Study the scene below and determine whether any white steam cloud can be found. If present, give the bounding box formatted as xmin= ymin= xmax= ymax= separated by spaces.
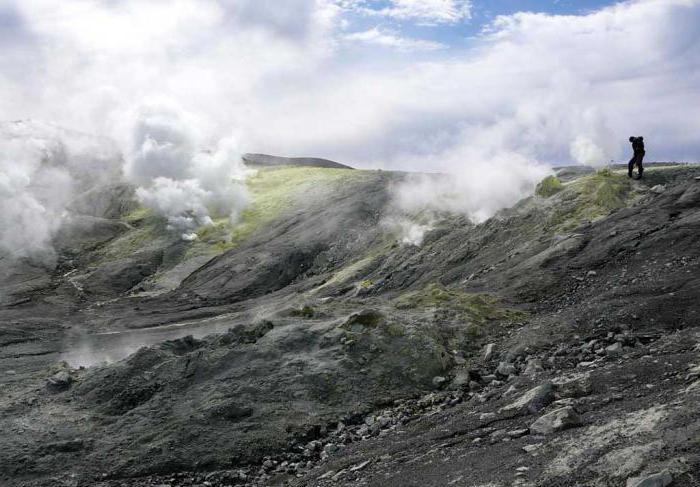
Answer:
xmin=385 ymin=151 xmax=551 ymax=245
xmin=0 ymin=140 xmax=72 ymax=261
xmin=0 ymin=121 xmax=121 ymax=261
xmin=125 ymin=105 xmax=250 ymax=240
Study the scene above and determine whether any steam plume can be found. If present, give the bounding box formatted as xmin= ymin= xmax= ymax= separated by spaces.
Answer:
xmin=125 ymin=105 xmax=250 ymax=240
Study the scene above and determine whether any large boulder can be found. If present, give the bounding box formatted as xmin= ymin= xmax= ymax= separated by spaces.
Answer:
xmin=530 ymin=406 xmax=582 ymax=435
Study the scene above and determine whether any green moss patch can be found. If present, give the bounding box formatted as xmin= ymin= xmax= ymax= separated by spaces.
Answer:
xmin=394 ymin=283 xmax=526 ymax=325
xmin=535 ymin=175 xmax=564 ymax=197
xmin=194 ymin=166 xmax=370 ymax=252
xmin=547 ymin=168 xmax=637 ymax=232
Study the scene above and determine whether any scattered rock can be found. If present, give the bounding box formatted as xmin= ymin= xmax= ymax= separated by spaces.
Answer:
xmin=626 ymin=470 xmax=673 ymax=487
xmin=650 ymin=185 xmax=666 ymax=194
xmin=529 ymin=406 xmax=581 ymax=435
xmin=432 ymin=376 xmax=447 ymax=387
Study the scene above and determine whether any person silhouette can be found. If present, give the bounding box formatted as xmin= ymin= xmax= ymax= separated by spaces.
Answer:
xmin=628 ymin=136 xmax=645 ymax=179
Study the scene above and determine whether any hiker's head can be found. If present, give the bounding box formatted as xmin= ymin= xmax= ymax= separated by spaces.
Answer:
xmin=629 ymin=136 xmax=635 ymax=143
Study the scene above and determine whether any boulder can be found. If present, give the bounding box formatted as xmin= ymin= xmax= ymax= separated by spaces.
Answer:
xmin=626 ymin=470 xmax=673 ymax=487
xmin=606 ymin=342 xmax=623 ymax=356
xmin=496 ymin=361 xmax=516 ymax=377
xmin=529 ymin=406 xmax=581 ymax=435
xmin=46 ymin=371 xmax=73 ymax=393
xmin=501 ymin=383 xmax=554 ymax=415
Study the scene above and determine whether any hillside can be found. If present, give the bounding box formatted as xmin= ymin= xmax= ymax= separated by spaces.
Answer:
xmin=1 ymin=163 xmax=700 ymax=487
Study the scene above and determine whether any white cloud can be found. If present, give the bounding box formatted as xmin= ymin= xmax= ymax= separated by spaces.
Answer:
xmin=355 ymin=0 xmax=472 ymax=25
xmin=344 ymin=27 xmax=446 ymax=50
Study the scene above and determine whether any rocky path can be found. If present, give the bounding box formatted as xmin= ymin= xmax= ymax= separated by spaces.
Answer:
xmin=91 ymin=324 xmax=700 ymax=487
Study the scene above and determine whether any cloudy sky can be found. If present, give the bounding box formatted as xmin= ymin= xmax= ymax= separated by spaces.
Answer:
xmin=1 ymin=0 xmax=698 ymax=170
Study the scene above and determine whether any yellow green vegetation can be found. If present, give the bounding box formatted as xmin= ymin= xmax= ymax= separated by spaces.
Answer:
xmin=97 ymin=166 xmax=370 ymax=271
xmin=193 ymin=166 xmax=371 ymax=252
xmin=394 ymin=283 xmax=526 ymax=326
xmin=535 ymin=175 xmax=564 ymax=197
xmin=87 ymin=208 xmax=168 ymax=264
xmin=122 ymin=206 xmax=153 ymax=224
xmin=547 ymin=168 xmax=637 ymax=232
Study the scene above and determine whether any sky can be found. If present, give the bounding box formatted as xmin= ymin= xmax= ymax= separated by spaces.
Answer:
xmin=0 ymin=0 xmax=699 ymax=170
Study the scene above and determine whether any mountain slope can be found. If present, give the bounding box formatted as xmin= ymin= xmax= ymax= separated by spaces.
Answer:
xmin=1 ymin=164 xmax=699 ymax=487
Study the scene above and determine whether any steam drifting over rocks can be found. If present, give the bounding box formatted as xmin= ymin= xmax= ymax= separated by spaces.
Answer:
xmin=125 ymin=105 xmax=250 ymax=240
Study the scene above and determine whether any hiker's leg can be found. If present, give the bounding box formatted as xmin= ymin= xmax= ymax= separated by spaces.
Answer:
xmin=628 ymin=156 xmax=635 ymax=178
xmin=637 ymin=153 xmax=644 ymax=178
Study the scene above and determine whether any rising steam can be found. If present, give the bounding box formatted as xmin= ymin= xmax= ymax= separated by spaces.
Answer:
xmin=125 ymin=105 xmax=250 ymax=240
xmin=0 ymin=121 xmax=121 ymax=261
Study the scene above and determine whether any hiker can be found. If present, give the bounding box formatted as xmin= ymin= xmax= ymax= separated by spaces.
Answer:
xmin=628 ymin=136 xmax=645 ymax=179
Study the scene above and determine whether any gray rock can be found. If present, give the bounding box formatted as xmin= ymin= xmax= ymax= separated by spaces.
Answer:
xmin=626 ymin=470 xmax=673 ymax=487
xmin=650 ymin=184 xmax=666 ymax=194
xmin=46 ymin=371 xmax=73 ymax=393
xmin=606 ymin=342 xmax=623 ymax=356
xmin=501 ymin=383 xmax=554 ymax=415
xmin=505 ymin=343 xmax=528 ymax=363
xmin=483 ymin=343 xmax=495 ymax=361
xmin=432 ymin=376 xmax=447 ymax=387
xmin=529 ymin=406 xmax=581 ymax=435
xmin=323 ymin=443 xmax=339 ymax=455
xmin=523 ymin=358 xmax=544 ymax=376
xmin=450 ymin=370 xmax=471 ymax=388
xmin=496 ymin=361 xmax=516 ymax=377
xmin=555 ymin=374 xmax=592 ymax=398
xmin=522 ymin=443 xmax=542 ymax=453
xmin=508 ymin=428 xmax=529 ymax=438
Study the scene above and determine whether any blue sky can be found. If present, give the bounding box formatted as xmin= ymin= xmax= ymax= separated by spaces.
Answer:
xmin=341 ymin=0 xmax=620 ymax=49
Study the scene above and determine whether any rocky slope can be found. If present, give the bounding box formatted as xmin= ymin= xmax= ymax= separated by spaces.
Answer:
xmin=1 ymin=162 xmax=699 ymax=487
